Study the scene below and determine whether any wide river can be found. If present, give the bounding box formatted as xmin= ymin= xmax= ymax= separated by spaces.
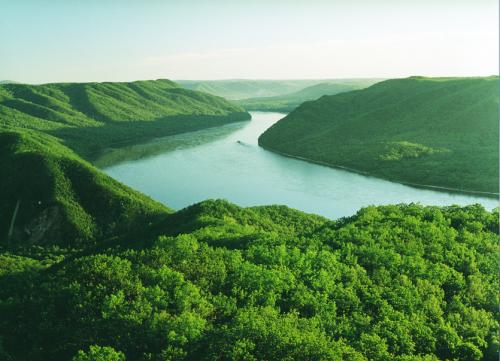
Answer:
xmin=98 ymin=112 xmax=498 ymax=219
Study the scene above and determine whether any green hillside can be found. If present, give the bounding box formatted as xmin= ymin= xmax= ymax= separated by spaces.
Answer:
xmin=0 ymin=80 xmax=250 ymax=158
xmin=239 ymin=80 xmax=380 ymax=112
xmin=0 ymin=127 xmax=169 ymax=248
xmin=1 ymin=199 xmax=498 ymax=360
xmin=259 ymin=76 xmax=499 ymax=194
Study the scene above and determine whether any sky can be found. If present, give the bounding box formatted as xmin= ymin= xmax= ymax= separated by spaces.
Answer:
xmin=0 ymin=0 xmax=498 ymax=83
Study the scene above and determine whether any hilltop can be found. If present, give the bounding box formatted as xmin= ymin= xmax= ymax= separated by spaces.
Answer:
xmin=259 ymin=76 xmax=499 ymax=194
xmin=0 ymin=79 xmax=250 ymax=158
xmin=238 ymin=80 xmax=379 ymax=112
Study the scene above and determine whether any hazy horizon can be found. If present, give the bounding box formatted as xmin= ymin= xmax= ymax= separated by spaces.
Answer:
xmin=1 ymin=0 xmax=497 ymax=83
xmin=6 ymin=76 xmax=500 ymax=86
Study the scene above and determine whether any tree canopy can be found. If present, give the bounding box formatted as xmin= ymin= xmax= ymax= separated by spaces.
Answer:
xmin=1 ymin=200 xmax=498 ymax=360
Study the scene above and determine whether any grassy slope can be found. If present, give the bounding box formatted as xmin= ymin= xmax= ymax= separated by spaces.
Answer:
xmin=0 ymin=127 xmax=170 ymax=249
xmin=259 ymin=76 xmax=499 ymax=194
xmin=0 ymin=79 xmax=250 ymax=158
xmin=238 ymin=80 xmax=380 ymax=112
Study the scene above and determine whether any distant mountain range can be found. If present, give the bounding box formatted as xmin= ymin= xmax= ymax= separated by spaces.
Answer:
xmin=238 ymin=80 xmax=381 ymax=112
xmin=176 ymin=79 xmax=382 ymax=100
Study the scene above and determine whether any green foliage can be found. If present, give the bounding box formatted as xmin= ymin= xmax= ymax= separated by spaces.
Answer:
xmin=72 ymin=345 xmax=125 ymax=361
xmin=0 ymin=200 xmax=498 ymax=360
xmin=259 ymin=76 xmax=499 ymax=193
xmin=238 ymin=81 xmax=379 ymax=112
xmin=0 ymin=78 xmax=253 ymax=248
xmin=0 ymin=79 xmax=250 ymax=159
xmin=0 ymin=127 xmax=169 ymax=248
xmin=379 ymin=141 xmax=448 ymax=161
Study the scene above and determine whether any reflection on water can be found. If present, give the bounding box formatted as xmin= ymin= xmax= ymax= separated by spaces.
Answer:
xmin=94 ymin=122 xmax=247 ymax=168
xmin=98 ymin=112 xmax=498 ymax=219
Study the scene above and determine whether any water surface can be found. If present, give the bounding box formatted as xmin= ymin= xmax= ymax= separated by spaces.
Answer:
xmin=99 ymin=112 xmax=498 ymax=219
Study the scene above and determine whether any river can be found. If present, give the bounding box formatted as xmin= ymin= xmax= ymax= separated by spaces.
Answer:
xmin=98 ymin=112 xmax=498 ymax=219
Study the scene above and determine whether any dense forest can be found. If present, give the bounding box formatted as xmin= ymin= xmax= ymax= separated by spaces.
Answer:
xmin=0 ymin=77 xmax=498 ymax=360
xmin=238 ymin=80 xmax=379 ymax=112
xmin=0 ymin=80 xmax=250 ymax=159
xmin=259 ymin=76 xmax=499 ymax=194
xmin=1 ymin=199 xmax=498 ymax=360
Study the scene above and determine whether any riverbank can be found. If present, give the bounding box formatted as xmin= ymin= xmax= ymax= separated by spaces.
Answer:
xmin=101 ymin=112 xmax=498 ymax=219
xmin=259 ymin=144 xmax=500 ymax=199
xmin=257 ymin=77 xmax=499 ymax=195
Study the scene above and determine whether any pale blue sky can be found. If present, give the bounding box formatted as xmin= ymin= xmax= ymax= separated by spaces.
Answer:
xmin=0 ymin=0 xmax=497 ymax=83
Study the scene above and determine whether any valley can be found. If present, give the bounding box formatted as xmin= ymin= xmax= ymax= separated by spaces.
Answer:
xmin=0 ymin=77 xmax=498 ymax=361
xmin=2 ymin=1 xmax=498 ymax=359
xmin=237 ymin=79 xmax=381 ymax=112
xmin=98 ymin=111 xmax=497 ymax=219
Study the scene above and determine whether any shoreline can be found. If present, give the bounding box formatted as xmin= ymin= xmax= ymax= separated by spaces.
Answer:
xmin=258 ymin=144 xmax=499 ymax=199
xmin=76 ymin=112 xmax=252 ymax=161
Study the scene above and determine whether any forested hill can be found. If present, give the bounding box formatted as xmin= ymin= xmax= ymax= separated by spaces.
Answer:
xmin=259 ymin=76 xmax=499 ymax=194
xmin=0 ymin=79 xmax=250 ymax=158
xmin=1 ymin=199 xmax=498 ymax=360
xmin=0 ymin=128 xmax=169 ymax=248
xmin=238 ymin=80 xmax=379 ymax=112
